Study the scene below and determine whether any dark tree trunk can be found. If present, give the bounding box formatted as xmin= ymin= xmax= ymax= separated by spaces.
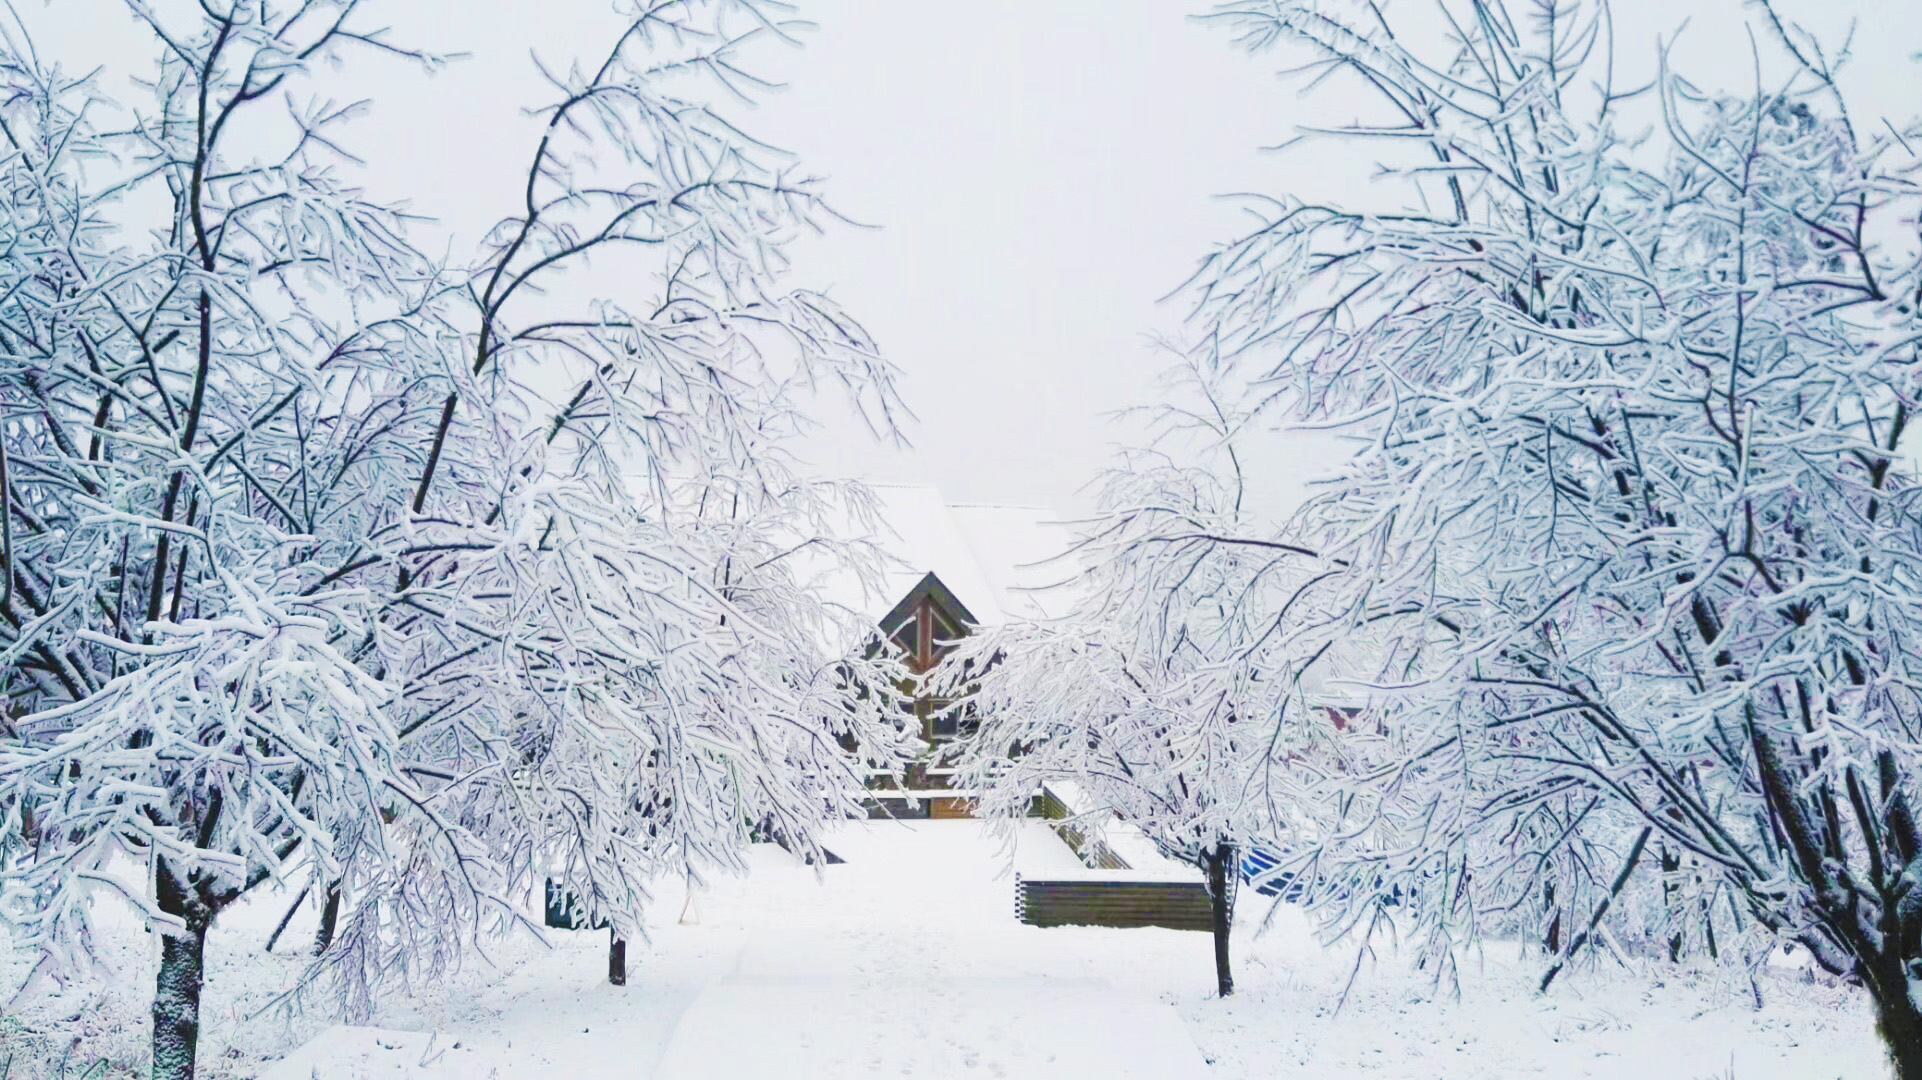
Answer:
xmin=314 ymin=883 xmax=341 ymax=954
xmin=609 ymin=932 xmax=626 ymax=986
xmin=1751 ymin=726 xmax=1922 ymax=1074
xmin=1867 ymin=957 xmax=1922 ymax=1080
xmin=152 ymin=864 xmax=212 ymax=1080
xmin=1659 ymin=845 xmax=1683 ymax=962
xmin=1203 ymin=842 xmax=1235 ymax=998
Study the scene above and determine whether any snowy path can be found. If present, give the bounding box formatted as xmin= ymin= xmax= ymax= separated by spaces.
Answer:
xmin=10 ymin=819 xmax=1895 ymax=1078
xmin=652 ymin=978 xmax=1204 ymax=1080
xmin=645 ymin=821 xmax=1207 ymax=1079
xmin=258 ymin=820 xmax=1211 ymax=1079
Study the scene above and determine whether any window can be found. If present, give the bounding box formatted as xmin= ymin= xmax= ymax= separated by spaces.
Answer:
xmin=929 ymin=702 xmax=959 ymax=740
xmin=890 ymin=616 xmax=918 ymax=659
xmin=928 ymin=608 xmax=964 ymax=661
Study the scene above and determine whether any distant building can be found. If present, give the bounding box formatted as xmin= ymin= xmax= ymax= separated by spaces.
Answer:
xmin=828 ymin=486 xmax=1072 ymax=820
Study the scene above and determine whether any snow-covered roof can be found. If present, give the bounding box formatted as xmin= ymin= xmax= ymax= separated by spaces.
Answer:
xmin=823 ymin=484 xmax=1077 ymax=629
xmin=946 ymin=502 xmax=1080 ymax=622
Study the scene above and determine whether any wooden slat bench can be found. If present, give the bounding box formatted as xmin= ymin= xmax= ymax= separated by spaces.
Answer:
xmin=1014 ymin=875 xmax=1216 ymax=933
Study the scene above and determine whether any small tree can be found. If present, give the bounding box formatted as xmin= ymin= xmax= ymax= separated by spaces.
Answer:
xmin=1185 ymin=0 xmax=1922 ymax=1070
xmin=947 ymin=364 xmax=1322 ymax=997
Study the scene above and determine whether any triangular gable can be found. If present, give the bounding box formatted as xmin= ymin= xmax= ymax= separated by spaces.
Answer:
xmin=877 ymin=571 xmax=977 ymax=639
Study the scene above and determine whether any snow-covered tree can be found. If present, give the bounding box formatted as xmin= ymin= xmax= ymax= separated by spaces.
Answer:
xmin=0 ymin=2 xmax=913 ymax=1076
xmin=945 ymin=362 xmax=1324 ymax=998
xmin=1182 ymin=0 xmax=1922 ymax=1071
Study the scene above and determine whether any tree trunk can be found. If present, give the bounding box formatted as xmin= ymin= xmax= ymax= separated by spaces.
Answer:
xmin=1203 ymin=842 xmax=1235 ymax=997
xmin=152 ymin=865 xmax=212 ymax=1080
xmin=1659 ymin=845 xmax=1683 ymax=962
xmin=609 ymin=931 xmax=627 ymax=986
xmin=313 ymin=883 xmax=341 ymax=954
xmin=1871 ymin=967 xmax=1922 ymax=1080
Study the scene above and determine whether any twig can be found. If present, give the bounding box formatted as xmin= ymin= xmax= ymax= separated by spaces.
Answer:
xmin=1540 ymin=826 xmax=1651 ymax=993
xmin=1333 ymin=903 xmax=1387 ymax=1017
xmin=264 ymin=885 xmax=311 ymax=953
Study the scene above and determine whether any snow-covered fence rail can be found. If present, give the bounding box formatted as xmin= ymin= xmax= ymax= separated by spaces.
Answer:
xmin=1013 ymin=874 xmax=1215 ymax=932
xmin=1033 ymin=785 xmax=1129 ymax=870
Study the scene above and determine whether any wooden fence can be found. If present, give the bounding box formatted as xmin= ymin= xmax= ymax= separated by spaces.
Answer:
xmin=1013 ymin=874 xmax=1217 ymax=933
xmin=1032 ymin=786 xmax=1129 ymax=870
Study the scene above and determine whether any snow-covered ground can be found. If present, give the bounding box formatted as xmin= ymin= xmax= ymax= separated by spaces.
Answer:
xmin=0 ymin=819 xmax=1892 ymax=1078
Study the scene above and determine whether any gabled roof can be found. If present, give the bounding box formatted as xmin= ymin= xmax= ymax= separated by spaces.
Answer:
xmin=878 ymin=571 xmax=978 ymax=637
xmin=816 ymin=484 xmax=1076 ymax=631
xmin=947 ymin=502 xmax=1079 ymax=622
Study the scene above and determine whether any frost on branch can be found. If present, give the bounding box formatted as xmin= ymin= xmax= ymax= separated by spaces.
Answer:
xmin=1183 ymin=0 xmax=1922 ymax=1064
xmin=942 ymin=358 xmax=1336 ymax=997
xmin=0 ymin=0 xmax=913 ymax=1070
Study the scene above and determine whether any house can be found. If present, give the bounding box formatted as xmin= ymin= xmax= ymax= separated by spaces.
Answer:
xmin=824 ymin=485 xmax=1073 ymax=819
xmin=818 ymin=487 xmax=1209 ymax=884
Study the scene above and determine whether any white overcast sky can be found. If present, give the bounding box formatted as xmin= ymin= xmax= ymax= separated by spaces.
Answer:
xmin=25 ymin=0 xmax=1922 ymax=515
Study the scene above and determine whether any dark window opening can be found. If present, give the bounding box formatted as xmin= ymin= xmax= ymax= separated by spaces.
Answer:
xmin=891 ymin=618 xmax=918 ymax=659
